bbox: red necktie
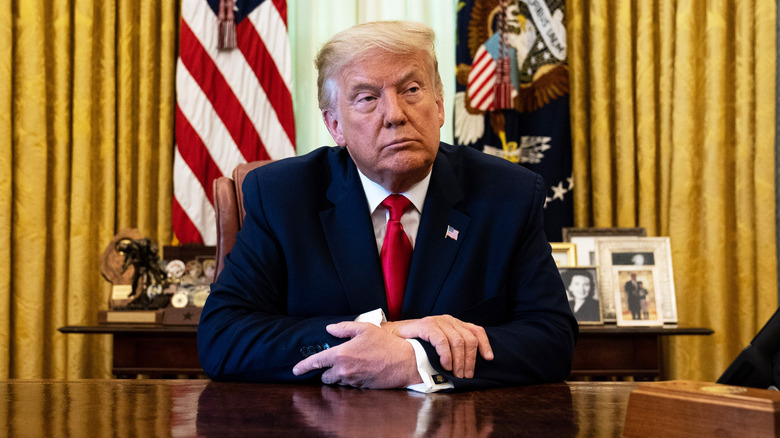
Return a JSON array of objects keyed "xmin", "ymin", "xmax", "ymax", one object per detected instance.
[{"xmin": 380, "ymin": 195, "xmax": 413, "ymax": 321}]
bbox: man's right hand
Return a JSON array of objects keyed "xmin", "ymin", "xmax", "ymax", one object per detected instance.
[{"xmin": 382, "ymin": 315, "xmax": 494, "ymax": 379}]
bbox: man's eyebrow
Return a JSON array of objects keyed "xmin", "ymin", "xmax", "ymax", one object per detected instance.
[
  {"xmin": 397, "ymin": 70, "xmax": 424, "ymax": 87},
  {"xmin": 346, "ymin": 69, "xmax": 425, "ymax": 95},
  {"xmin": 348, "ymin": 82, "xmax": 379, "ymax": 93}
]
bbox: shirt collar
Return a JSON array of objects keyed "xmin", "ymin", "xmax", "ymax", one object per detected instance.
[{"xmin": 357, "ymin": 168, "xmax": 431, "ymax": 214}]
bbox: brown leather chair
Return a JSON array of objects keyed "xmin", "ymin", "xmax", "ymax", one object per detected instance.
[{"xmin": 213, "ymin": 160, "xmax": 271, "ymax": 280}]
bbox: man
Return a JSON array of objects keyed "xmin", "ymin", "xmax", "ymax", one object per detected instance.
[
  {"xmin": 198, "ymin": 21, "xmax": 577, "ymax": 392},
  {"xmin": 625, "ymin": 273, "xmax": 641, "ymax": 320}
]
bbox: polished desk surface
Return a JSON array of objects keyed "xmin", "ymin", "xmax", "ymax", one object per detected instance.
[{"xmin": 2, "ymin": 380, "xmax": 638, "ymax": 437}]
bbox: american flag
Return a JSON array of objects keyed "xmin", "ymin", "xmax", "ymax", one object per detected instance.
[
  {"xmin": 467, "ymin": 45, "xmax": 497, "ymax": 111},
  {"xmin": 445, "ymin": 225, "xmax": 459, "ymax": 241},
  {"xmin": 173, "ymin": 0, "xmax": 296, "ymax": 244}
]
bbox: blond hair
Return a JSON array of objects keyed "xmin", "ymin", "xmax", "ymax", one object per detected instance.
[{"xmin": 314, "ymin": 20, "xmax": 443, "ymax": 110}]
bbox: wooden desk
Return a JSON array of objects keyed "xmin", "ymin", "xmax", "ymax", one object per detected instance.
[
  {"xmin": 0, "ymin": 380, "xmax": 638, "ymax": 436},
  {"xmin": 59, "ymin": 324, "xmax": 201, "ymax": 378},
  {"xmin": 571, "ymin": 325, "xmax": 713, "ymax": 380},
  {"xmin": 59, "ymin": 324, "xmax": 712, "ymax": 380}
]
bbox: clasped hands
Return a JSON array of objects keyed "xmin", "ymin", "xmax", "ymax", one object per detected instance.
[{"xmin": 292, "ymin": 315, "xmax": 494, "ymax": 389}]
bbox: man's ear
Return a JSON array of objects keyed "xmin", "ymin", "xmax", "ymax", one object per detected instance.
[
  {"xmin": 322, "ymin": 109, "xmax": 346, "ymax": 146},
  {"xmin": 437, "ymin": 96, "xmax": 445, "ymax": 128}
]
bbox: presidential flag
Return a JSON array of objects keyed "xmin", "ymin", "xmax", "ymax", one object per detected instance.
[
  {"xmin": 455, "ymin": 0, "xmax": 572, "ymax": 241},
  {"xmin": 173, "ymin": 0, "xmax": 296, "ymax": 244}
]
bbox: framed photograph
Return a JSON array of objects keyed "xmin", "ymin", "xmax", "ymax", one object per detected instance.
[
  {"xmin": 550, "ymin": 243, "xmax": 577, "ymax": 267},
  {"xmin": 595, "ymin": 237, "xmax": 678, "ymax": 323},
  {"xmin": 562, "ymin": 227, "xmax": 646, "ymax": 266},
  {"xmin": 613, "ymin": 267, "xmax": 664, "ymax": 326},
  {"xmin": 559, "ymin": 267, "xmax": 602, "ymax": 325}
]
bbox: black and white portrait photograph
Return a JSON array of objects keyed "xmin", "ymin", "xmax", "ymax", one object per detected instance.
[{"xmin": 559, "ymin": 267, "xmax": 602, "ymax": 324}]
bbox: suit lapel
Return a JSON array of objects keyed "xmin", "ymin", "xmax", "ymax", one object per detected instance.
[
  {"xmin": 319, "ymin": 153, "xmax": 387, "ymax": 313},
  {"xmin": 403, "ymin": 152, "xmax": 471, "ymax": 318}
]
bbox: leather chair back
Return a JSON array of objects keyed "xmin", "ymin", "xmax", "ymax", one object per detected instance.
[{"xmin": 213, "ymin": 160, "xmax": 271, "ymax": 280}]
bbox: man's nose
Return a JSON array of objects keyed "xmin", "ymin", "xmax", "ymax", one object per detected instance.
[{"xmin": 381, "ymin": 92, "xmax": 407, "ymax": 127}]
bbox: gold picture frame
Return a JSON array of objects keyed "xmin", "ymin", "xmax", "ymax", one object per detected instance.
[{"xmin": 551, "ymin": 242, "xmax": 577, "ymax": 268}]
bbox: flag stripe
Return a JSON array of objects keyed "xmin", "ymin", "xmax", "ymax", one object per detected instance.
[
  {"xmin": 176, "ymin": 59, "xmax": 246, "ymax": 176},
  {"xmin": 270, "ymin": 0, "xmax": 288, "ymax": 25},
  {"xmin": 247, "ymin": 2, "xmax": 292, "ymax": 89},
  {"xmin": 179, "ymin": 19, "xmax": 271, "ymax": 163},
  {"xmin": 181, "ymin": 0, "xmax": 295, "ymax": 160},
  {"xmin": 174, "ymin": 147, "xmax": 217, "ymax": 244},
  {"xmin": 238, "ymin": 18, "xmax": 296, "ymax": 147},
  {"xmin": 173, "ymin": 0, "xmax": 295, "ymax": 244},
  {"xmin": 175, "ymin": 106, "xmax": 224, "ymax": 204},
  {"xmin": 467, "ymin": 47, "xmax": 496, "ymax": 110},
  {"xmin": 172, "ymin": 196, "xmax": 204, "ymax": 245}
]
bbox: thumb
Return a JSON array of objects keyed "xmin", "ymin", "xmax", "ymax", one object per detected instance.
[{"xmin": 326, "ymin": 321, "xmax": 368, "ymax": 338}]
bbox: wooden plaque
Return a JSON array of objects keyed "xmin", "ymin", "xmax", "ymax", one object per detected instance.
[{"xmin": 624, "ymin": 380, "xmax": 780, "ymax": 437}]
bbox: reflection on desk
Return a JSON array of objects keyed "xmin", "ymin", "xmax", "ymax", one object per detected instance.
[{"xmin": 1, "ymin": 380, "xmax": 638, "ymax": 437}]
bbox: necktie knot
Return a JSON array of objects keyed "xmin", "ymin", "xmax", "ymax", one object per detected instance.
[{"xmin": 381, "ymin": 194, "xmax": 412, "ymax": 221}]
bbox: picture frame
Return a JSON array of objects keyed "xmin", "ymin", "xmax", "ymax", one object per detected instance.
[
  {"xmin": 562, "ymin": 227, "xmax": 647, "ymax": 242},
  {"xmin": 562, "ymin": 227, "xmax": 647, "ymax": 266},
  {"xmin": 550, "ymin": 242, "xmax": 577, "ymax": 267},
  {"xmin": 595, "ymin": 237, "xmax": 678, "ymax": 323},
  {"xmin": 612, "ymin": 266, "xmax": 664, "ymax": 326},
  {"xmin": 559, "ymin": 267, "xmax": 603, "ymax": 325}
]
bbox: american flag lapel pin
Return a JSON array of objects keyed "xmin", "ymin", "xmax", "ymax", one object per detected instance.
[{"xmin": 445, "ymin": 225, "xmax": 459, "ymax": 241}]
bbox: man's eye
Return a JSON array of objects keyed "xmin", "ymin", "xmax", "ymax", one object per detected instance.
[
  {"xmin": 407, "ymin": 86, "xmax": 420, "ymax": 93},
  {"xmin": 357, "ymin": 94, "xmax": 376, "ymax": 103}
]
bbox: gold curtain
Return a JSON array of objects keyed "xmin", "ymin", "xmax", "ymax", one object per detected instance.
[
  {"xmin": 0, "ymin": 1, "xmax": 177, "ymax": 379},
  {"xmin": 569, "ymin": 0, "xmax": 777, "ymax": 381}
]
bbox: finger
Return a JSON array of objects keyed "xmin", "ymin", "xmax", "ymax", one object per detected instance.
[
  {"xmin": 444, "ymin": 323, "xmax": 468, "ymax": 378},
  {"xmin": 460, "ymin": 331, "xmax": 478, "ymax": 378},
  {"xmin": 444, "ymin": 317, "xmax": 485, "ymax": 378},
  {"xmin": 326, "ymin": 321, "xmax": 368, "ymax": 339},
  {"xmin": 428, "ymin": 330, "xmax": 453, "ymax": 372},
  {"xmin": 319, "ymin": 366, "xmax": 342, "ymax": 386},
  {"xmin": 468, "ymin": 324, "xmax": 494, "ymax": 361},
  {"xmin": 450, "ymin": 323, "xmax": 481, "ymax": 378},
  {"xmin": 292, "ymin": 350, "xmax": 332, "ymax": 376}
]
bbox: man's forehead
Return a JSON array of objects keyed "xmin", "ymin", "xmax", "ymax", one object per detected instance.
[{"xmin": 340, "ymin": 52, "xmax": 430, "ymax": 87}]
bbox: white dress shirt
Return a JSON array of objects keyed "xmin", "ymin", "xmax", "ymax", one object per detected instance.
[{"xmin": 355, "ymin": 168, "xmax": 454, "ymax": 393}]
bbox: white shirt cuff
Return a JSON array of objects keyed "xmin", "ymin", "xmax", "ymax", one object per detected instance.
[
  {"xmin": 353, "ymin": 309, "xmax": 453, "ymax": 392},
  {"xmin": 405, "ymin": 339, "xmax": 454, "ymax": 393},
  {"xmin": 354, "ymin": 308, "xmax": 385, "ymax": 326}
]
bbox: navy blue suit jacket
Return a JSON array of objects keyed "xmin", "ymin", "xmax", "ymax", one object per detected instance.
[{"xmin": 198, "ymin": 143, "xmax": 577, "ymax": 390}]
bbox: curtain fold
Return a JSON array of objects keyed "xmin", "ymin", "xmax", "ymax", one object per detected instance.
[
  {"xmin": 569, "ymin": 0, "xmax": 777, "ymax": 381},
  {"xmin": 1, "ymin": 0, "xmax": 176, "ymax": 379},
  {"xmin": 0, "ymin": 0, "xmax": 13, "ymax": 379}
]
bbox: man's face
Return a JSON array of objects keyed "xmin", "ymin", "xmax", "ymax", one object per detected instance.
[{"xmin": 322, "ymin": 50, "xmax": 444, "ymax": 193}]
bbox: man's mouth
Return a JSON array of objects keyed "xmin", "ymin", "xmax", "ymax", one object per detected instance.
[{"xmin": 385, "ymin": 138, "xmax": 416, "ymax": 148}]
